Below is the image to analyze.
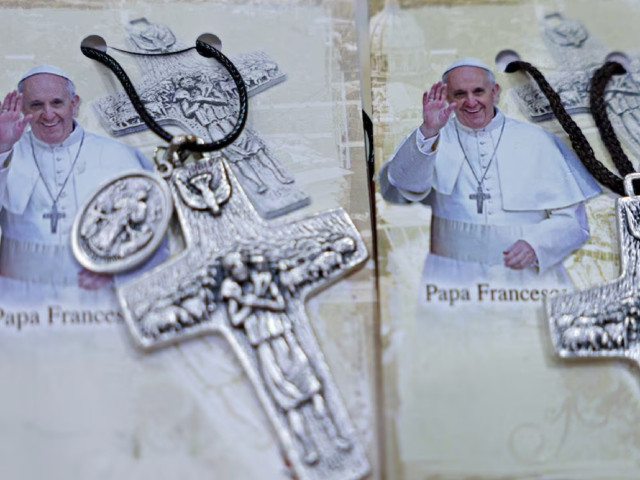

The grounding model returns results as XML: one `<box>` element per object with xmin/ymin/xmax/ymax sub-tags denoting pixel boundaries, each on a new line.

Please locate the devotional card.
<box><xmin>371</xmin><ymin>0</ymin><xmax>640</xmax><ymax>478</ymax></box>
<box><xmin>0</xmin><ymin>2</ymin><xmax>379</xmax><ymax>479</ymax></box>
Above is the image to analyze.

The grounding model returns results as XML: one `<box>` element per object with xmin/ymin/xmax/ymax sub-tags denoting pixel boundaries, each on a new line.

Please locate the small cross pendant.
<box><xmin>43</xmin><ymin>203</ymin><xmax>66</xmax><ymax>234</ymax></box>
<box><xmin>469</xmin><ymin>185</ymin><xmax>491</xmax><ymax>214</ymax></box>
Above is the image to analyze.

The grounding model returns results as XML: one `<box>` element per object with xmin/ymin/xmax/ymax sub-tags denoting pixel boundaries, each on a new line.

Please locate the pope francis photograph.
<box><xmin>0</xmin><ymin>64</ymin><xmax>152</xmax><ymax>300</ymax></box>
<box><xmin>379</xmin><ymin>57</ymin><xmax>601</xmax><ymax>289</ymax></box>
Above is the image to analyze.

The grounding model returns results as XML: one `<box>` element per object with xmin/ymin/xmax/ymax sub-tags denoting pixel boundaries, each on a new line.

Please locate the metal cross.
<box><xmin>115</xmin><ymin>152</ymin><xmax>369</xmax><ymax>480</ymax></box>
<box><xmin>43</xmin><ymin>203</ymin><xmax>65</xmax><ymax>234</ymax></box>
<box><xmin>548</xmin><ymin>174</ymin><xmax>640</xmax><ymax>365</ymax></box>
<box><xmin>511</xmin><ymin>12</ymin><xmax>640</xmax><ymax>159</ymax></box>
<box><xmin>511</xmin><ymin>12</ymin><xmax>606</xmax><ymax>121</ymax></box>
<box><xmin>93</xmin><ymin>17</ymin><xmax>309</xmax><ymax>219</ymax></box>
<box><xmin>469</xmin><ymin>185</ymin><xmax>491</xmax><ymax>214</ymax></box>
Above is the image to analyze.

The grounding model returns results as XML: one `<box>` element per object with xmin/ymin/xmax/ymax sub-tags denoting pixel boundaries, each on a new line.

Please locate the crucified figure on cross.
<box><xmin>221</xmin><ymin>251</ymin><xmax>350</xmax><ymax>464</ymax></box>
<box><xmin>112</xmin><ymin>151</ymin><xmax>370</xmax><ymax>480</ymax></box>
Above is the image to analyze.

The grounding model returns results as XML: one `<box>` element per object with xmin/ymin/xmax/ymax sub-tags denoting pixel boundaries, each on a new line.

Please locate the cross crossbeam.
<box><xmin>94</xmin><ymin>18</ymin><xmax>309</xmax><ymax>219</ymax></box>
<box><xmin>548</xmin><ymin>180</ymin><xmax>640</xmax><ymax>363</ymax></box>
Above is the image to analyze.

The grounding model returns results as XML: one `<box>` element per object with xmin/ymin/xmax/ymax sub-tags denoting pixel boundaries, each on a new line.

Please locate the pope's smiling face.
<box><xmin>21</xmin><ymin>73</ymin><xmax>79</xmax><ymax>144</ymax></box>
<box><xmin>445</xmin><ymin>66</ymin><xmax>499</xmax><ymax>130</ymax></box>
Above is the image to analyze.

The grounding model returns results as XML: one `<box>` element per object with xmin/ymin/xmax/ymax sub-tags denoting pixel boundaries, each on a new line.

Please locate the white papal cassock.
<box><xmin>379</xmin><ymin>110</ymin><xmax>602</xmax><ymax>289</ymax></box>
<box><xmin>0</xmin><ymin>123</ymin><xmax>151</xmax><ymax>303</ymax></box>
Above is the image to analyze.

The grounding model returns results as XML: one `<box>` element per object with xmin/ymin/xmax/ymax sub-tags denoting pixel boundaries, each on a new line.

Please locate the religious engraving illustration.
<box><xmin>93</xmin><ymin>18</ymin><xmax>309</xmax><ymax>219</ymax></box>
<box><xmin>174</xmin><ymin>157</ymin><xmax>231</xmax><ymax>215</ymax></box>
<box><xmin>548</xmin><ymin>187</ymin><xmax>640</xmax><ymax>360</ymax></box>
<box><xmin>511</xmin><ymin>12</ymin><xmax>640</xmax><ymax>160</ymax></box>
<box><xmin>114</xmin><ymin>153</ymin><xmax>369</xmax><ymax>480</ymax></box>
<box><xmin>602</xmin><ymin>73</ymin><xmax>640</xmax><ymax>159</ymax></box>
<box><xmin>224</xmin><ymin>131</ymin><xmax>294</xmax><ymax>193</ymax></box>
<box><xmin>71</xmin><ymin>171</ymin><xmax>172</xmax><ymax>273</ymax></box>
<box><xmin>127</xmin><ymin>17</ymin><xmax>176</xmax><ymax>52</ymax></box>
<box><xmin>543</xmin><ymin>14</ymin><xmax>589</xmax><ymax>49</ymax></box>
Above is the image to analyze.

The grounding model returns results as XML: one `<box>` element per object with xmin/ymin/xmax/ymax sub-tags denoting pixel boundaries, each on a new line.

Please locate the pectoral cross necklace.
<box><xmin>455</xmin><ymin>116</ymin><xmax>506</xmax><ymax>214</ymax></box>
<box><xmin>30</xmin><ymin>131</ymin><xmax>85</xmax><ymax>234</ymax></box>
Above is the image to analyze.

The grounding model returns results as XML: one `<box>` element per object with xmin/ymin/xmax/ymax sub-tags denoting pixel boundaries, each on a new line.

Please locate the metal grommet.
<box><xmin>623</xmin><ymin>173</ymin><xmax>640</xmax><ymax>197</ymax></box>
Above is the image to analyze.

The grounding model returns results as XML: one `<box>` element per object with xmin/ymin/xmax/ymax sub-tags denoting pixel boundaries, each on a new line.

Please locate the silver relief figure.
<box><xmin>93</xmin><ymin>18</ymin><xmax>309</xmax><ymax>219</ymax></box>
<box><xmin>173</xmin><ymin>157</ymin><xmax>231</xmax><ymax>215</ymax></box>
<box><xmin>111</xmin><ymin>143</ymin><xmax>369</xmax><ymax>480</ymax></box>
<box><xmin>548</xmin><ymin>173</ymin><xmax>640</xmax><ymax>362</ymax></box>
<box><xmin>224</xmin><ymin>131</ymin><xmax>294</xmax><ymax>194</ymax></box>
<box><xmin>71</xmin><ymin>170</ymin><xmax>172</xmax><ymax>273</ymax></box>
<box><xmin>127</xmin><ymin>17</ymin><xmax>176</xmax><ymax>53</ymax></box>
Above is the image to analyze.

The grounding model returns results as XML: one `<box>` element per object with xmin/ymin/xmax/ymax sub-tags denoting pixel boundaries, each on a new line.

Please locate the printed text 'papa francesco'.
<box><xmin>425</xmin><ymin>283</ymin><xmax>568</xmax><ymax>306</ymax></box>
<box><xmin>1</xmin><ymin>306</ymin><xmax>123</xmax><ymax>331</ymax></box>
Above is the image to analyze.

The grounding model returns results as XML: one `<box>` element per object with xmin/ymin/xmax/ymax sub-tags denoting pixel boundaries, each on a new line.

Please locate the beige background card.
<box><xmin>372</xmin><ymin>0</ymin><xmax>640</xmax><ymax>478</ymax></box>
<box><xmin>0</xmin><ymin>1</ymin><xmax>379</xmax><ymax>479</ymax></box>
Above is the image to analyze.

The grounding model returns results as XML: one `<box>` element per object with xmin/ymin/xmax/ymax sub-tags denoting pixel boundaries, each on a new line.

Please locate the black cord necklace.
<box><xmin>500</xmin><ymin>54</ymin><xmax>627</xmax><ymax>195</ymax></box>
<box><xmin>502</xmin><ymin>49</ymin><xmax>640</xmax><ymax>377</ymax></box>
<box><xmin>80</xmin><ymin>33</ymin><xmax>248</xmax><ymax>153</ymax></box>
<box><xmin>72</xmin><ymin>32</ymin><xmax>250</xmax><ymax>274</ymax></box>
<box><xmin>588</xmin><ymin>60</ymin><xmax>635</xmax><ymax>180</ymax></box>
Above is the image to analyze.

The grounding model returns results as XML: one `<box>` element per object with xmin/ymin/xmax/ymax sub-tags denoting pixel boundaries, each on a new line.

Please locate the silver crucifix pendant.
<box><xmin>44</xmin><ymin>202</ymin><xmax>65</xmax><ymax>234</ymax></box>
<box><xmin>470</xmin><ymin>184</ymin><xmax>490</xmax><ymax>214</ymax></box>
<box><xmin>548</xmin><ymin>173</ymin><xmax>640</xmax><ymax>363</ymax></box>
<box><xmin>72</xmin><ymin>136</ymin><xmax>370</xmax><ymax>480</ymax></box>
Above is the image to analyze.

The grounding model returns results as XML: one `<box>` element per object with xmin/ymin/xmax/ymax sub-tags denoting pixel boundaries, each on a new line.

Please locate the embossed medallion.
<box><xmin>71</xmin><ymin>170</ymin><xmax>172</xmax><ymax>273</ymax></box>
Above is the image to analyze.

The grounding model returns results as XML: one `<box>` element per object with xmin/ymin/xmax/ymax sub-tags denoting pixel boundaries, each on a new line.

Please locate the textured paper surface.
<box><xmin>0</xmin><ymin>2</ymin><xmax>378</xmax><ymax>479</ymax></box>
<box><xmin>372</xmin><ymin>0</ymin><xmax>640</xmax><ymax>478</ymax></box>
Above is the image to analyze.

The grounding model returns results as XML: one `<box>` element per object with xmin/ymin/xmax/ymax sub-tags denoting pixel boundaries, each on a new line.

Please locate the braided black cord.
<box><xmin>81</xmin><ymin>45</ymin><xmax>172</xmax><ymax>143</ymax></box>
<box><xmin>506</xmin><ymin>60</ymin><xmax>625</xmax><ymax>195</ymax></box>
<box><xmin>194</xmin><ymin>38</ymin><xmax>248</xmax><ymax>149</ymax></box>
<box><xmin>589</xmin><ymin>61</ymin><xmax>633</xmax><ymax>177</ymax></box>
<box><xmin>81</xmin><ymin>39</ymin><xmax>248</xmax><ymax>152</ymax></box>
